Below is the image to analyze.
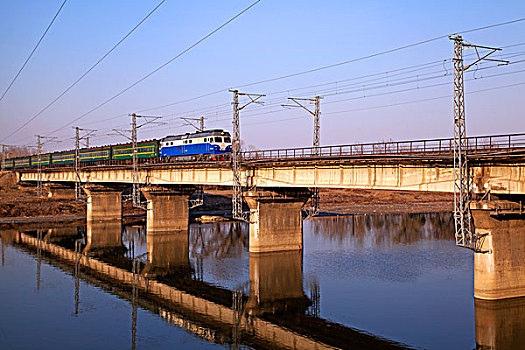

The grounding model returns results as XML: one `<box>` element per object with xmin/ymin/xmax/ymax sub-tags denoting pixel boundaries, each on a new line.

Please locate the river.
<box><xmin>1</xmin><ymin>213</ymin><xmax>523</xmax><ymax>349</ymax></box>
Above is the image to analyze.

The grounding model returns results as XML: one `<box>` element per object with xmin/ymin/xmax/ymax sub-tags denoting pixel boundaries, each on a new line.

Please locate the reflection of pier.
<box><xmin>142</xmin><ymin>230</ymin><xmax>192</xmax><ymax>278</ymax></box>
<box><xmin>246</xmin><ymin>250</ymin><xmax>310</xmax><ymax>316</ymax></box>
<box><xmin>6</xmin><ymin>225</ymin><xmax>408</xmax><ymax>349</ymax></box>
<box><xmin>475</xmin><ymin>297</ymin><xmax>525</xmax><ymax>349</ymax></box>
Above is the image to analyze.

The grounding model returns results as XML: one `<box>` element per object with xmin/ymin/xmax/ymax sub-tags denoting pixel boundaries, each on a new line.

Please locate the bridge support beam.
<box><xmin>83</xmin><ymin>185</ymin><xmax>123</xmax><ymax>222</ymax></box>
<box><xmin>141</xmin><ymin>185</ymin><xmax>195</xmax><ymax>233</ymax></box>
<box><xmin>244</xmin><ymin>188</ymin><xmax>310</xmax><ymax>253</ymax></box>
<box><xmin>246</xmin><ymin>250</ymin><xmax>309</xmax><ymax>315</ymax></box>
<box><xmin>45</xmin><ymin>183</ymin><xmax>76</xmax><ymax>199</ymax></box>
<box><xmin>472</xmin><ymin>204</ymin><xmax>525</xmax><ymax>300</ymax></box>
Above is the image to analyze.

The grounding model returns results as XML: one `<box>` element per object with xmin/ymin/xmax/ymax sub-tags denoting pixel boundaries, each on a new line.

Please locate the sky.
<box><xmin>0</xmin><ymin>0</ymin><xmax>524</xmax><ymax>153</ymax></box>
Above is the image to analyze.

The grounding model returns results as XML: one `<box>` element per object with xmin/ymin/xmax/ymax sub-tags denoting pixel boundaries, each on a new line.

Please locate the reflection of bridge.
<box><xmin>4</xmin><ymin>224</ymin><xmax>410</xmax><ymax>350</ymax></box>
<box><xmin>12</xmin><ymin>133</ymin><xmax>525</xmax><ymax>300</ymax></box>
<box><xmin>3</xmin><ymin>218</ymin><xmax>525</xmax><ymax>349</ymax></box>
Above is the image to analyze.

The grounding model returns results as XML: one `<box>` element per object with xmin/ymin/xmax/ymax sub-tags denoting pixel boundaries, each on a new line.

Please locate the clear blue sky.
<box><xmin>0</xmin><ymin>0</ymin><xmax>524</xmax><ymax>152</ymax></box>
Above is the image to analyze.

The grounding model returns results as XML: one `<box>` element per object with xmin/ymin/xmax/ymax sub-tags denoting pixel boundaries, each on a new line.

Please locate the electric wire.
<box><xmin>0</xmin><ymin>0</ymin><xmax>166</xmax><ymax>143</ymax></box>
<box><xmin>45</xmin><ymin>0</ymin><xmax>262</xmax><ymax>136</ymax></box>
<box><xmin>0</xmin><ymin>0</ymin><xmax>68</xmax><ymax>104</ymax></box>
<box><xmin>53</xmin><ymin>17</ymin><xmax>525</xmax><ymax>131</ymax></box>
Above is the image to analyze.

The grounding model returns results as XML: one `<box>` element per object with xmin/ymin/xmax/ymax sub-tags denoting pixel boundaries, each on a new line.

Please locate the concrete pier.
<box><xmin>472</xmin><ymin>207</ymin><xmax>525</xmax><ymax>300</ymax></box>
<box><xmin>45</xmin><ymin>183</ymin><xmax>76</xmax><ymax>199</ymax></box>
<box><xmin>141</xmin><ymin>185</ymin><xmax>195</xmax><ymax>232</ymax></box>
<box><xmin>83</xmin><ymin>185</ymin><xmax>123</xmax><ymax>222</ymax></box>
<box><xmin>246</xmin><ymin>250</ymin><xmax>309</xmax><ymax>315</ymax></box>
<box><xmin>244</xmin><ymin>188</ymin><xmax>310</xmax><ymax>253</ymax></box>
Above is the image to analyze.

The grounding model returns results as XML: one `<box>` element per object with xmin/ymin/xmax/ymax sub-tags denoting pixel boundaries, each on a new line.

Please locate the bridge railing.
<box><xmin>241</xmin><ymin>133</ymin><xmax>525</xmax><ymax>160</ymax></box>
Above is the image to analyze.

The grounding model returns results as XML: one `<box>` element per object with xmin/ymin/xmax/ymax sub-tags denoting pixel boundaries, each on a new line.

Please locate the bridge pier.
<box><xmin>472</xmin><ymin>203</ymin><xmax>525</xmax><ymax>300</ymax></box>
<box><xmin>83</xmin><ymin>185</ymin><xmax>123</xmax><ymax>222</ymax></box>
<box><xmin>141</xmin><ymin>185</ymin><xmax>195</xmax><ymax>232</ymax></box>
<box><xmin>45</xmin><ymin>183</ymin><xmax>76</xmax><ymax>199</ymax></box>
<box><xmin>246</xmin><ymin>250</ymin><xmax>309</xmax><ymax>315</ymax></box>
<box><xmin>244</xmin><ymin>188</ymin><xmax>310</xmax><ymax>253</ymax></box>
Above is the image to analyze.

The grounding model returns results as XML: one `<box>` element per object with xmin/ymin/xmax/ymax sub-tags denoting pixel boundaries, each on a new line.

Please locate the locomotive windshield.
<box><xmin>224</xmin><ymin>137</ymin><xmax>231</xmax><ymax>143</ymax></box>
<box><xmin>214</xmin><ymin>137</ymin><xmax>222</xmax><ymax>142</ymax></box>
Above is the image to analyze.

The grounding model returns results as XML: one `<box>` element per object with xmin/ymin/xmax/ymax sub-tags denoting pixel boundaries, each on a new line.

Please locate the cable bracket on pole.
<box><xmin>282</xmin><ymin>96</ymin><xmax>323</xmax><ymax>217</ymax></box>
<box><xmin>111</xmin><ymin>113</ymin><xmax>163</xmax><ymax>209</ymax></box>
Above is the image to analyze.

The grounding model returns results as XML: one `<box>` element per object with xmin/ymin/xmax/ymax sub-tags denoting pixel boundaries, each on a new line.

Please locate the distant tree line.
<box><xmin>1</xmin><ymin>146</ymin><xmax>34</xmax><ymax>159</ymax></box>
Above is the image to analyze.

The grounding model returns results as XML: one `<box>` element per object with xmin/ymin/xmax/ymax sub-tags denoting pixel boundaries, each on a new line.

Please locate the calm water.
<box><xmin>0</xmin><ymin>213</ymin><xmax>519</xmax><ymax>349</ymax></box>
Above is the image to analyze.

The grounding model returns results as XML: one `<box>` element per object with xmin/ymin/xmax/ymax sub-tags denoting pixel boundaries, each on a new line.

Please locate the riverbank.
<box><xmin>0</xmin><ymin>177</ymin><xmax>453</xmax><ymax>223</ymax></box>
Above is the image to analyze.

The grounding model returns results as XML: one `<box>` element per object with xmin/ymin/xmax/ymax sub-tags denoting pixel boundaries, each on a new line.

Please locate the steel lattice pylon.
<box><xmin>450</xmin><ymin>35</ymin><xmax>506</xmax><ymax>252</ymax></box>
<box><xmin>230</xmin><ymin>90</ymin><xmax>264</xmax><ymax>221</ymax></box>
<box><xmin>231</xmin><ymin>90</ymin><xmax>243</xmax><ymax>220</ymax></box>
<box><xmin>452</xmin><ymin>35</ymin><xmax>472</xmax><ymax>248</ymax></box>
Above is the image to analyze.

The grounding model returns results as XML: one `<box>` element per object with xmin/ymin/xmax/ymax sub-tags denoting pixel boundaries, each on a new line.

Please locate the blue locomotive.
<box><xmin>160</xmin><ymin>129</ymin><xmax>232</xmax><ymax>158</ymax></box>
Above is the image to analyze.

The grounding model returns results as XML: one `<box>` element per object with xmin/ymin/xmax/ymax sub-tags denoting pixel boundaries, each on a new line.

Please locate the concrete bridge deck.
<box><xmin>16</xmin><ymin>153</ymin><xmax>525</xmax><ymax>194</ymax></box>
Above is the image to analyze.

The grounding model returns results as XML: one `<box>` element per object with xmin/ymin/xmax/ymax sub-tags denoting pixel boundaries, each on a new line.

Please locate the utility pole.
<box><xmin>74</xmin><ymin>127</ymin><xmax>96</xmax><ymax>200</ymax></box>
<box><xmin>131</xmin><ymin>113</ymin><xmax>139</xmax><ymax>206</ymax></box>
<box><xmin>282</xmin><ymin>96</ymin><xmax>323</xmax><ymax>216</ymax></box>
<box><xmin>181</xmin><ymin>116</ymin><xmax>205</xmax><ymax>131</ymax></box>
<box><xmin>1</xmin><ymin>144</ymin><xmax>5</xmax><ymax>170</ymax></box>
<box><xmin>229</xmin><ymin>89</ymin><xmax>265</xmax><ymax>221</ymax></box>
<box><xmin>112</xmin><ymin>114</ymin><xmax>162</xmax><ymax>208</ymax></box>
<box><xmin>450</xmin><ymin>35</ymin><xmax>507</xmax><ymax>251</ymax></box>
<box><xmin>35</xmin><ymin>135</ymin><xmax>58</xmax><ymax>196</ymax></box>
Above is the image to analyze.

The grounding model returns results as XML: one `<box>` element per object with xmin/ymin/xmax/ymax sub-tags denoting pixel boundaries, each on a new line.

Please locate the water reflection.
<box><xmin>0</xmin><ymin>212</ymin><xmax>494</xmax><ymax>349</ymax></box>
<box><xmin>309</xmin><ymin>213</ymin><xmax>453</xmax><ymax>248</ymax></box>
<box><xmin>246</xmin><ymin>251</ymin><xmax>309</xmax><ymax>316</ymax></box>
<box><xmin>475</xmin><ymin>297</ymin><xmax>525</xmax><ymax>349</ymax></box>
<box><xmin>142</xmin><ymin>230</ymin><xmax>192</xmax><ymax>278</ymax></box>
<box><xmin>1</xmin><ymin>219</ymin><xmax>416</xmax><ymax>349</ymax></box>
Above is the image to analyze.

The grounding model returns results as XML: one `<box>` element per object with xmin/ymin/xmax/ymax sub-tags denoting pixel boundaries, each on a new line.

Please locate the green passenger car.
<box><xmin>112</xmin><ymin>141</ymin><xmax>158</xmax><ymax>160</ymax></box>
<box><xmin>30</xmin><ymin>154</ymin><xmax>51</xmax><ymax>166</ymax></box>
<box><xmin>14</xmin><ymin>157</ymin><xmax>31</xmax><ymax>168</ymax></box>
<box><xmin>52</xmin><ymin>151</ymin><xmax>75</xmax><ymax>164</ymax></box>
<box><xmin>3</xmin><ymin>159</ymin><xmax>14</xmax><ymax>169</ymax></box>
<box><xmin>79</xmin><ymin>147</ymin><xmax>111</xmax><ymax>162</ymax></box>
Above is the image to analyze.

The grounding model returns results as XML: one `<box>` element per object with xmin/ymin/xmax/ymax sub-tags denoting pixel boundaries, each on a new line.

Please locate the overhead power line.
<box><xmin>45</xmin><ymin>0</ymin><xmax>262</xmax><ymax>136</ymax></box>
<box><xmin>0</xmin><ymin>0</ymin><xmax>68</xmax><ymax>104</ymax></box>
<box><xmin>0</xmin><ymin>0</ymin><xmax>166</xmax><ymax>143</ymax></box>
<box><xmin>122</xmin><ymin>17</ymin><xmax>525</xmax><ymax>114</ymax></box>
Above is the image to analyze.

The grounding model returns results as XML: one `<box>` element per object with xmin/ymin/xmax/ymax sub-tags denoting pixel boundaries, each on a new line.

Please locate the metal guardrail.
<box><xmin>241</xmin><ymin>133</ymin><xmax>525</xmax><ymax>160</ymax></box>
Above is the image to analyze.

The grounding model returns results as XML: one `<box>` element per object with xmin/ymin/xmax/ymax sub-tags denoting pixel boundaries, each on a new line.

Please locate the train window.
<box><xmin>183</xmin><ymin>140</ymin><xmax>187</xmax><ymax>144</ymax></box>
<box><xmin>215</xmin><ymin>137</ymin><xmax>222</xmax><ymax>142</ymax></box>
<box><xmin>189</xmin><ymin>140</ymin><xmax>192</xmax><ymax>144</ymax></box>
<box><xmin>224</xmin><ymin>137</ymin><xmax>231</xmax><ymax>143</ymax></box>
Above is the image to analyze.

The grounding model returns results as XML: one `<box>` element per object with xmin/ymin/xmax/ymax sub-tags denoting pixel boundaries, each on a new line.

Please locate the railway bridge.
<box><xmin>12</xmin><ymin>133</ymin><xmax>525</xmax><ymax>300</ymax></box>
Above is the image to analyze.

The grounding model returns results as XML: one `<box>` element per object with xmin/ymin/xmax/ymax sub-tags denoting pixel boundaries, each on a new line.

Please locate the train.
<box><xmin>3</xmin><ymin>129</ymin><xmax>232</xmax><ymax>169</ymax></box>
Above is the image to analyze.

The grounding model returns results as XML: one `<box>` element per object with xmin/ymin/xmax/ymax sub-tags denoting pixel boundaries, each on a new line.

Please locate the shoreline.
<box><xmin>0</xmin><ymin>204</ymin><xmax>452</xmax><ymax>225</ymax></box>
